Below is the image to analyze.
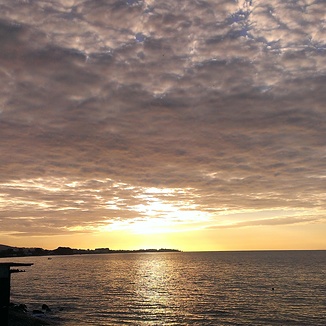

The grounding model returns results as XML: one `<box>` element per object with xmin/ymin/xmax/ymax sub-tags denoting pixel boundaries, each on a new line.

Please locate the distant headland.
<box><xmin>0</xmin><ymin>244</ymin><xmax>181</xmax><ymax>258</ymax></box>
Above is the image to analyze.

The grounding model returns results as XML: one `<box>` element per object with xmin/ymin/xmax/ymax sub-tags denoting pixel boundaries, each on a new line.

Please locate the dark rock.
<box><xmin>41</xmin><ymin>304</ymin><xmax>51</xmax><ymax>312</ymax></box>
<box><xmin>10</xmin><ymin>303</ymin><xmax>28</xmax><ymax>313</ymax></box>
<box><xmin>9</xmin><ymin>309</ymin><xmax>52</xmax><ymax>325</ymax></box>
<box><xmin>18</xmin><ymin>304</ymin><xmax>28</xmax><ymax>312</ymax></box>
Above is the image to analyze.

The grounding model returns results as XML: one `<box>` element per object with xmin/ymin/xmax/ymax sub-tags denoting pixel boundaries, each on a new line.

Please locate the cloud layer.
<box><xmin>0</xmin><ymin>0</ymin><xmax>325</xmax><ymax>238</ymax></box>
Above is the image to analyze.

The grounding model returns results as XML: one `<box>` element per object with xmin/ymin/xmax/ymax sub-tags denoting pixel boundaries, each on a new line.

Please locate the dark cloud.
<box><xmin>0</xmin><ymin>0</ymin><xmax>325</xmax><ymax>238</ymax></box>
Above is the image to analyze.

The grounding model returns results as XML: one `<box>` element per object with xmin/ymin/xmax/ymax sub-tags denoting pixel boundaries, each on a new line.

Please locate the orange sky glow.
<box><xmin>0</xmin><ymin>0</ymin><xmax>325</xmax><ymax>251</ymax></box>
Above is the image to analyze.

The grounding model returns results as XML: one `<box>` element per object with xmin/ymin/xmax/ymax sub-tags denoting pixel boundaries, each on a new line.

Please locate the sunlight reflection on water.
<box><xmin>8</xmin><ymin>251</ymin><xmax>326</xmax><ymax>325</ymax></box>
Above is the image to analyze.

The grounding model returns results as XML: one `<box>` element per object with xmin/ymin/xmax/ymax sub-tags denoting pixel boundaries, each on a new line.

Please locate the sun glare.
<box><xmin>129</xmin><ymin>218</ymin><xmax>173</xmax><ymax>234</ymax></box>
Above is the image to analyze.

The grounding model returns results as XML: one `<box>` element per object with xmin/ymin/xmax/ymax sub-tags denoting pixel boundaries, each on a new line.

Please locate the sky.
<box><xmin>0</xmin><ymin>0</ymin><xmax>325</xmax><ymax>251</ymax></box>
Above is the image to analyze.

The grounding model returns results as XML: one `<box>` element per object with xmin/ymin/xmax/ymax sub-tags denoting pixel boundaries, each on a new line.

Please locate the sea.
<box><xmin>6</xmin><ymin>251</ymin><xmax>326</xmax><ymax>325</ymax></box>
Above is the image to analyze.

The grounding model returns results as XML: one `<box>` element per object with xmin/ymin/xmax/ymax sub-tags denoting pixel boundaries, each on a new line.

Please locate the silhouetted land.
<box><xmin>0</xmin><ymin>244</ymin><xmax>181</xmax><ymax>258</ymax></box>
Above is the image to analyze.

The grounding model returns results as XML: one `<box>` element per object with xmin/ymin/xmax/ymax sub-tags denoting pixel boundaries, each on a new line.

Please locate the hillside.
<box><xmin>0</xmin><ymin>244</ymin><xmax>15</xmax><ymax>251</ymax></box>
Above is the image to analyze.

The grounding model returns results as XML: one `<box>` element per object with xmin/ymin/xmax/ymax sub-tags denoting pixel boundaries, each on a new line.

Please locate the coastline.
<box><xmin>9</xmin><ymin>306</ymin><xmax>60</xmax><ymax>326</ymax></box>
<box><xmin>0</xmin><ymin>245</ymin><xmax>181</xmax><ymax>258</ymax></box>
<box><xmin>9</xmin><ymin>310</ymin><xmax>53</xmax><ymax>326</ymax></box>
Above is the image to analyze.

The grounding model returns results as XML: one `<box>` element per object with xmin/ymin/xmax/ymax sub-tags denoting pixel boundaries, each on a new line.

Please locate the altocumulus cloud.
<box><xmin>0</xmin><ymin>0</ymin><xmax>325</xmax><ymax>236</ymax></box>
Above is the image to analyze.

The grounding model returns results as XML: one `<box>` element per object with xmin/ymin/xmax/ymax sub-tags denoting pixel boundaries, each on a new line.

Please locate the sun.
<box><xmin>128</xmin><ymin>218</ymin><xmax>174</xmax><ymax>234</ymax></box>
<box><xmin>97</xmin><ymin>186</ymin><xmax>212</xmax><ymax>236</ymax></box>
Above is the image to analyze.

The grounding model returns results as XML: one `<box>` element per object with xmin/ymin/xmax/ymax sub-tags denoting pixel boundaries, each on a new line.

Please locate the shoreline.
<box><xmin>9</xmin><ymin>311</ymin><xmax>53</xmax><ymax>326</ymax></box>
<box><xmin>9</xmin><ymin>306</ymin><xmax>60</xmax><ymax>326</ymax></box>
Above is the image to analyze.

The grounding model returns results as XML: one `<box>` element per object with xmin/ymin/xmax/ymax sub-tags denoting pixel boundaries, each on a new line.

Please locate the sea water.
<box><xmin>7</xmin><ymin>251</ymin><xmax>326</xmax><ymax>325</ymax></box>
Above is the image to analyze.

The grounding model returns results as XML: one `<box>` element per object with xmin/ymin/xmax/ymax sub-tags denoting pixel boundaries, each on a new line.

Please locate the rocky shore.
<box><xmin>8</xmin><ymin>304</ymin><xmax>60</xmax><ymax>326</ymax></box>
<box><xmin>9</xmin><ymin>310</ymin><xmax>52</xmax><ymax>326</ymax></box>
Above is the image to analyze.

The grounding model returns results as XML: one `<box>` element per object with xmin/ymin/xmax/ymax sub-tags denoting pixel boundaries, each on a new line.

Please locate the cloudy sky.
<box><xmin>0</xmin><ymin>0</ymin><xmax>325</xmax><ymax>250</ymax></box>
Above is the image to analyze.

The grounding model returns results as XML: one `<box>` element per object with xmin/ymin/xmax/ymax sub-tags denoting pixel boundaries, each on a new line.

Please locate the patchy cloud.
<box><xmin>0</xmin><ymin>0</ymin><xmax>325</xmax><ymax>239</ymax></box>
<box><xmin>208</xmin><ymin>214</ymin><xmax>325</xmax><ymax>229</ymax></box>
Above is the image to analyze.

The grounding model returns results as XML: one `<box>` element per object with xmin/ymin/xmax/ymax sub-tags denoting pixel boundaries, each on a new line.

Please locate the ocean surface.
<box><xmin>6</xmin><ymin>251</ymin><xmax>326</xmax><ymax>325</ymax></box>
